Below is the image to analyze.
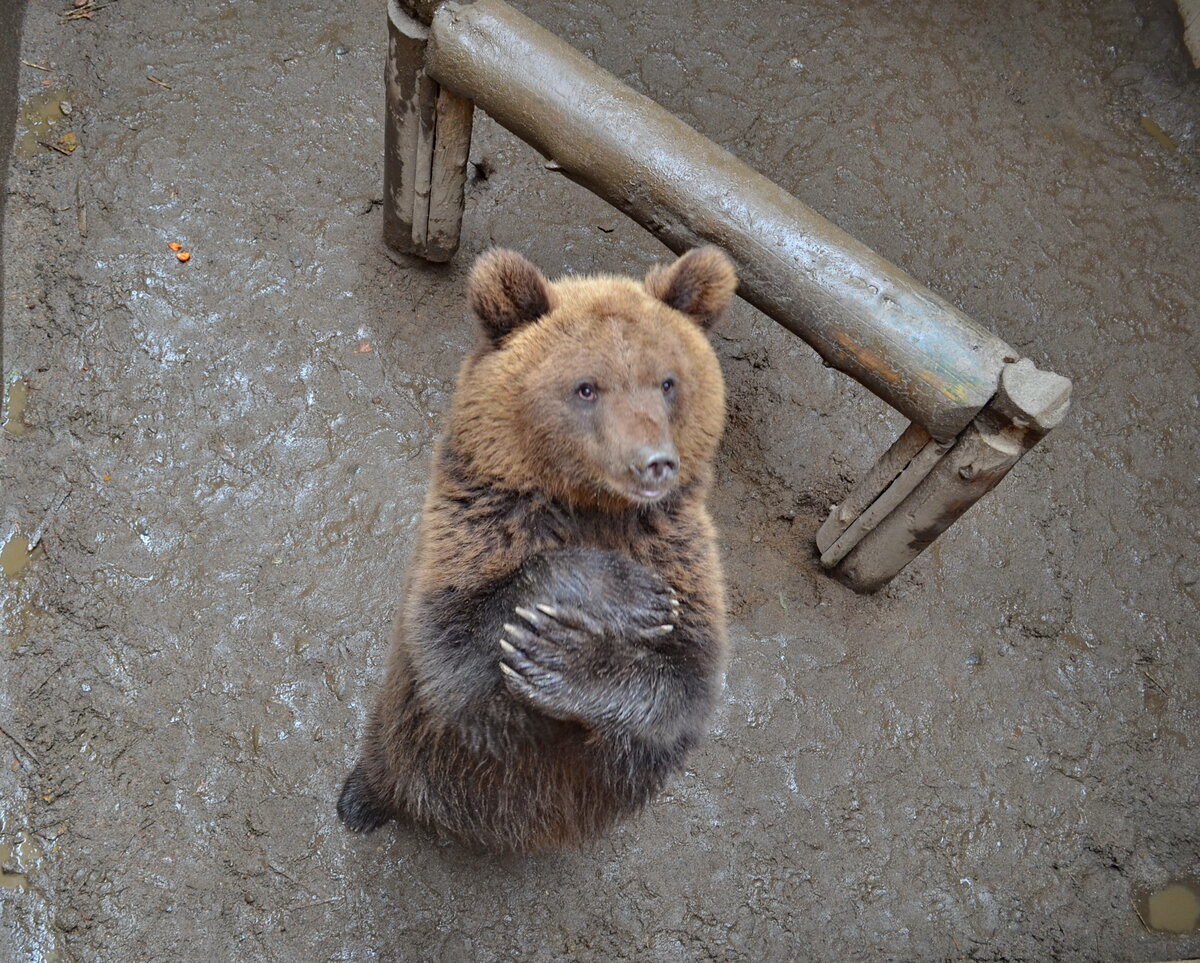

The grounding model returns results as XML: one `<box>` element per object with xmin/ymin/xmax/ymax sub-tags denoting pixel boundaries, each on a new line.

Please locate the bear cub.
<box><xmin>337</xmin><ymin>246</ymin><xmax>737</xmax><ymax>852</ymax></box>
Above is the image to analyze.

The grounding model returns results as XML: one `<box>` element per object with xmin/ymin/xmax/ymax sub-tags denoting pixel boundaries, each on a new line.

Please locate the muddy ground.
<box><xmin>2</xmin><ymin>0</ymin><xmax>1199</xmax><ymax>960</ymax></box>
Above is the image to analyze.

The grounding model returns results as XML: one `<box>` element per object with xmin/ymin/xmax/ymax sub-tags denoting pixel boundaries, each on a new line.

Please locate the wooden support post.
<box><xmin>384</xmin><ymin>0</ymin><xmax>473</xmax><ymax>262</ymax></box>
<box><xmin>826</xmin><ymin>359</ymin><xmax>1071</xmax><ymax>592</ymax></box>
<box><xmin>816</xmin><ymin>424</ymin><xmax>953</xmax><ymax>568</ymax></box>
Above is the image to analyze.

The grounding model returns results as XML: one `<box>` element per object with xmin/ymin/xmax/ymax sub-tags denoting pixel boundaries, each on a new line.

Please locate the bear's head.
<box><xmin>448</xmin><ymin>247</ymin><xmax>737</xmax><ymax>511</ymax></box>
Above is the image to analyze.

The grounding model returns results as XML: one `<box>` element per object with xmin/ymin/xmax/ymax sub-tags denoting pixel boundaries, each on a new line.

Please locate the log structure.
<box><xmin>383</xmin><ymin>0</ymin><xmax>1073</xmax><ymax>592</ymax></box>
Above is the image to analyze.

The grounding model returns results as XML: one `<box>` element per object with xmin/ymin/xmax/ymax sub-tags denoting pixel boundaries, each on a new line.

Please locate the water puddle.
<box><xmin>17</xmin><ymin>88</ymin><xmax>78</xmax><ymax>158</ymax></box>
<box><xmin>4</xmin><ymin>377</ymin><xmax>30</xmax><ymax>435</ymax></box>
<box><xmin>1135</xmin><ymin>879</ymin><xmax>1200</xmax><ymax>934</ymax></box>
<box><xmin>2</xmin><ymin>533</ymin><xmax>42</xmax><ymax>580</ymax></box>
<box><xmin>1139</xmin><ymin>116</ymin><xmax>1178</xmax><ymax>151</ymax></box>
<box><xmin>2</xmin><ymin>533</ymin><xmax>48</xmax><ymax>651</ymax></box>
<box><xmin>0</xmin><ymin>825</ymin><xmax>44</xmax><ymax>894</ymax></box>
<box><xmin>0</xmin><ymin>843</ymin><xmax>28</xmax><ymax>892</ymax></box>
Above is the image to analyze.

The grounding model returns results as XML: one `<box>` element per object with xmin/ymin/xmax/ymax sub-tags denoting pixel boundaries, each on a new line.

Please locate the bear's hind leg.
<box><xmin>336</xmin><ymin>762</ymin><xmax>391</xmax><ymax>833</ymax></box>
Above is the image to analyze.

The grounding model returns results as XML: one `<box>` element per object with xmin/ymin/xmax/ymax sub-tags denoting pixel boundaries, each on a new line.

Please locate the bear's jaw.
<box><xmin>584</xmin><ymin>463</ymin><xmax>677</xmax><ymax>508</ymax></box>
<box><xmin>588</xmin><ymin>474</ymin><xmax>686</xmax><ymax>513</ymax></box>
<box><xmin>626</xmin><ymin>481</ymin><xmax>676</xmax><ymax>504</ymax></box>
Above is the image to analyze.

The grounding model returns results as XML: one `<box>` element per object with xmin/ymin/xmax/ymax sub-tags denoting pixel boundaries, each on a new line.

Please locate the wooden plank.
<box><xmin>426</xmin><ymin>87</ymin><xmax>474</xmax><ymax>260</ymax></box>
<box><xmin>833</xmin><ymin>360</ymin><xmax>1071</xmax><ymax>592</ymax></box>
<box><xmin>383</xmin><ymin>1</ymin><xmax>431</xmax><ymax>255</ymax></box>
<box><xmin>819</xmin><ymin>432</ymin><xmax>954</xmax><ymax>568</ymax></box>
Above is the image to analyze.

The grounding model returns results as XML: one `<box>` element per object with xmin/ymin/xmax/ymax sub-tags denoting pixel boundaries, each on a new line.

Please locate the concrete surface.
<box><xmin>2</xmin><ymin>0</ymin><xmax>1198</xmax><ymax>960</ymax></box>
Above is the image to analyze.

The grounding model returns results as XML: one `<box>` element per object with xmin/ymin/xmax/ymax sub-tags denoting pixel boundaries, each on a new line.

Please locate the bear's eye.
<box><xmin>575</xmin><ymin>382</ymin><xmax>598</xmax><ymax>402</ymax></box>
<box><xmin>661</xmin><ymin>377</ymin><xmax>676</xmax><ymax>396</ymax></box>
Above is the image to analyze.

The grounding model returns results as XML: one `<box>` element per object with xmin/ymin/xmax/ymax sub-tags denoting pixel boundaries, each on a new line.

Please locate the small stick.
<box><xmin>37</xmin><ymin>139</ymin><xmax>73</xmax><ymax>156</ymax></box>
<box><xmin>146</xmin><ymin>75</ymin><xmax>172</xmax><ymax>90</ymax></box>
<box><xmin>1143</xmin><ymin>670</ymin><xmax>1168</xmax><ymax>695</ymax></box>
<box><xmin>76</xmin><ymin>179</ymin><xmax>87</xmax><ymax>237</ymax></box>
<box><xmin>21</xmin><ymin>60</ymin><xmax>52</xmax><ymax>71</ymax></box>
<box><xmin>60</xmin><ymin>1</ymin><xmax>116</xmax><ymax>23</ymax></box>
<box><xmin>0</xmin><ymin>725</ymin><xmax>39</xmax><ymax>765</ymax></box>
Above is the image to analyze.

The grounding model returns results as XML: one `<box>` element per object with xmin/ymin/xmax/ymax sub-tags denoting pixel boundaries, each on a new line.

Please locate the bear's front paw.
<box><xmin>497</xmin><ymin>609</ymin><xmax>585</xmax><ymax>723</ymax></box>
<box><xmin>522</xmin><ymin>548</ymin><xmax>681</xmax><ymax>645</ymax></box>
<box><xmin>497</xmin><ymin>604</ymin><xmax>674</xmax><ymax>725</ymax></box>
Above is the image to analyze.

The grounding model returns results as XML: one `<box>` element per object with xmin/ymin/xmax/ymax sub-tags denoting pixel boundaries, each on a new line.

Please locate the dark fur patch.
<box><xmin>467</xmin><ymin>248</ymin><xmax>554</xmax><ymax>345</ymax></box>
<box><xmin>644</xmin><ymin>246</ymin><xmax>738</xmax><ymax>329</ymax></box>
<box><xmin>336</xmin><ymin>763</ymin><xmax>390</xmax><ymax>833</ymax></box>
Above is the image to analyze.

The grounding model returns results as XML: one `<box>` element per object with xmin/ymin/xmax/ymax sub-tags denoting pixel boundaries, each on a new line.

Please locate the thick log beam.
<box><xmin>422</xmin><ymin>0</ymin><xmax>1016</xmax><ymax>441</ymax></box>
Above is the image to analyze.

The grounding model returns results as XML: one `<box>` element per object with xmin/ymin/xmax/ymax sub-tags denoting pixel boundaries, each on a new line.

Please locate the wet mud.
<box><xmin>2</xmin><ymin>0</ymin><xmax>1198</xmax><ymax>960</ymax></box>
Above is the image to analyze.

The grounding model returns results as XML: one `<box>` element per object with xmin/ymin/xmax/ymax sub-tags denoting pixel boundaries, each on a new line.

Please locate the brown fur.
<box><xmin>338</xmin><ymin>246</ymin><xmax>737</xmax><ymax>852</ymax></box>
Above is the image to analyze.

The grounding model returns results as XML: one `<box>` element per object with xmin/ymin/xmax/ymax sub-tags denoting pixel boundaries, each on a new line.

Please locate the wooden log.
<box><xmin>426</xmin><ymin>88</ymin><xmax>475</xmax><ymax>260</ymax></box>
<box><xmin>422</xmin><ymin>0</ymin><xmax>1017</xmax><ymax>440</ymax></box>
<box><xmin>384</xmin><ymin>0</ymin><xmax>473</xmax><ymax>262</ymax></box>
<box><xmin>832</xmin><ymin>359</ymin><xmax>1072</xmax><ymax>592</ymax></box>
<box><xmin>817</xmin><ymin>422</ymin><xmax>931</xmax><ymax>555</ymax></box>
<box><xmin>818</xmin><ymin>427</ymin><xmax>954</xmax><ymax>568</ymax></box>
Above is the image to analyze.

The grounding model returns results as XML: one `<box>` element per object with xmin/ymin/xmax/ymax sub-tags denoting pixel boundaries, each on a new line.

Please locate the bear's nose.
<box><xmin>631</xmin><ymin>446</ymin><xmax>679</xmax><ymax>488</ymax></box>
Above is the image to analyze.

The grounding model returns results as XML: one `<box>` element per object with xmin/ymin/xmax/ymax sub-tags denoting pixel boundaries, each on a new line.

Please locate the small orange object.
<box><xmin>176</xmin><ymin>251</ymin><xmax>191</xmax><ymax>262</ymax></box>
<box><xmin>168</xmin><ymin>241</ymin><xmax>182</xmax><ymax>251</ymax></box>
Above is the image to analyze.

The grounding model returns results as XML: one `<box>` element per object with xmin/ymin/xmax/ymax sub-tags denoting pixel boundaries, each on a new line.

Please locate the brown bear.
<box><xmin>337</xmin><ymin>245</ymin><xmax>737</xmax><ymax>852</ymax></box>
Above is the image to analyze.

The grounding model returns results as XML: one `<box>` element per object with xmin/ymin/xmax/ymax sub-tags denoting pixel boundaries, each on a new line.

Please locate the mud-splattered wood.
<box><xmin>832</xmin><ymin>359</ymin><xmax>1072</xmax><ymax>592</ymax></box>
<box><xmin>384</xmin><ymin>0</ymin><xmax>473</xmax><ymax>262</ymax></box>
<box><xmin>426</xmin><ymin>88</ymin><xmax>474</xmax><ymax>260</ymax></box>
<box><xmin>818</xmin><ymin>428</ymin><xmax>954</xmax><ymax>569</ymax></box>
<box><xmin>817</xmin><ymin>422</ymin><xmax>932</xmax><ymax>555</ymax></box>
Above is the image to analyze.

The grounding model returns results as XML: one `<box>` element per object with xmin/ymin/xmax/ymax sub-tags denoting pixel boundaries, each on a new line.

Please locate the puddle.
<box><xmin>0</xmin><ymin>845</ymin><xmax>28</xmax><ymax>892</ymax></box>
<box><xmin>2</xmin><ymin>533</ymin><xmax>43</xmax><ymax>580</ymax></box>
<box><xmin>17</xmin><ymin>88</ymin><xmax>77</xmax><ymax>158</ymax></box>
<box><xmin>2</xmin><ymin>533</ymin><xmax>48</xmax><ymax>651</ymax></box>
<box><xmin>1135</xmin><ymin>879</ymin><xmax>1200</xmax><ymax>934</ymax></box>
<box><xmin>0</xmin><ymin>829</ymin><xmax>43</xmax><ymax>894</ymax></box>
<box><xmin>1139</xmin><ymin>116</ymin><xmax>1178</xmax><ymax>152</ymax></box>
<box><xmin>4</xmin><ymin>377</ymin><xmax>30</xmax><ymax>435</ymax></box>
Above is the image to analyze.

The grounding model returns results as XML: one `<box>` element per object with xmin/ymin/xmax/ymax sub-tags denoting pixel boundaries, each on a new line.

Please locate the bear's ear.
<box><xmin>467</xmin><ymin>248</ymin><xmax>554</xmax><ymax>345</ymax></box>
<box><xmin>644</xmin><ymin>246</ymin><xmax>738</xmax><ymax>330</ymax></box>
